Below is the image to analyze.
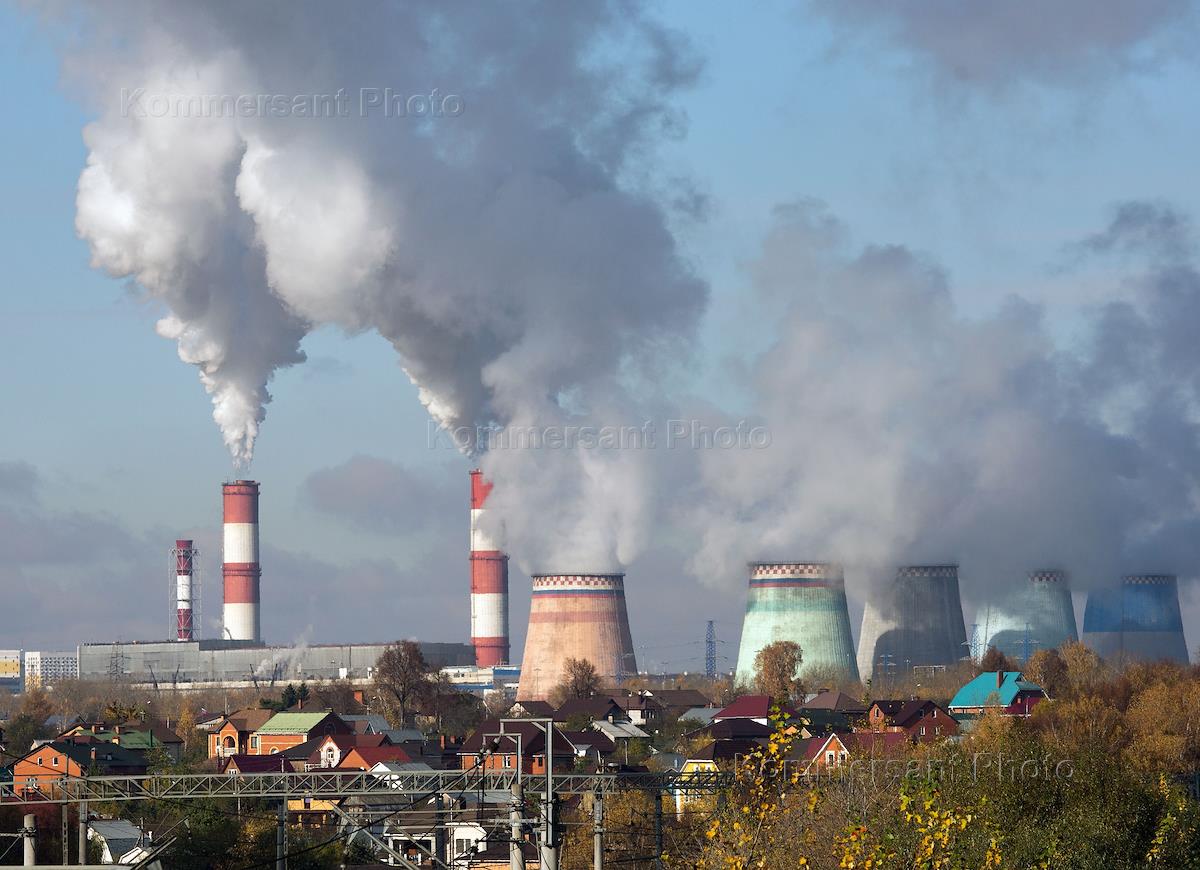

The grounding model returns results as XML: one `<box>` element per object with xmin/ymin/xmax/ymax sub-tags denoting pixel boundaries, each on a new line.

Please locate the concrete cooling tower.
<box><xmin>980</xmin><ymin>570</ymin><xmax>1079</xmax><ymax>663</ymax></box>
<box><xmin>734</xmin><ymin>562</ymin><xmax>859</xmax><ymax>687</ymax></box>
<box><xmin>857</xmin><ymin>564</ymin><xmax>968</xmax><ymax>681</ymax></box>
<box><xmin>1082</xmin><ymin>574</ymin><xmax>1190</xmax><ymax>664</ymax></box>
<box><xmin>517</xmin><ymin>573</ymin><xmax>637</xmax><ymax>701</ymax></box>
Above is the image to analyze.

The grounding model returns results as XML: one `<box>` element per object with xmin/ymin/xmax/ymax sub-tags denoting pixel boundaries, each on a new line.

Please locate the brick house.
<box><xmin>459</xmin><ymin>720</ymin><xmax>576</xmax><ymax>774</ymax></box>
<box><xmin>250</xmin><ymin>712</ymin><xmax>352</xmax><ymax>755</ymax></box>
<box><xmin>208</xmin><ymin>708</ymin><xmax>275</xmax><ymax>758</ymax></box>
<box><xmin>865</xmin><ymin>700</ymin><xmax>957</xmax><ymax>742</ymax></box>
<box><xmin>12</xmin><ymin>741</ymin><xmax>147</xmax><ymax>795</ymax></box>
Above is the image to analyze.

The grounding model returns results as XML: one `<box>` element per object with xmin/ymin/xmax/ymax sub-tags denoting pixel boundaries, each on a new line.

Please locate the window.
<box><xmin>503</xmin><ymin>754</ymin><xmax>513</xmax><ymax>769</ymax></box>
<box><xmin>920</xmin><ymin>726</ymin><xmax>926</xmax><ymax>736</ymax></box>
<box><xmin>52</xmin><ymin>757</ymin><xmax>59</xmax><ymax>767</ymax></box>
<box><xmin>250</xmin><ymin>736</ymin><xmax>259</xmax><ymax>750</ymax></box>
<box><xmin>270</xmin><ymin>748</ymin><xmax>279</xmax><ymax>754</ymax></box>
<box><xmin>37</xmin><ymin>757</ymin><xmax>43</xmax><ymax>766</ymax></box>
<box><xmin>932</xmin><ymin>708</ymin><xmax>938</xmax><ymax>718</ymax></box>
<box><xmin>825</xmin><ymin>751</ymin><xmax>835</xmax><ymax>765</ymax></box>
<box><xmin>935</xmin><ymin>726</ymin><xmax>942</xmax><ymax>736</ymax></box>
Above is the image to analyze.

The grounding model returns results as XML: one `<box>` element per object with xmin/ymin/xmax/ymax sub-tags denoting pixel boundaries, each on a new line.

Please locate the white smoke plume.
<box><xmin>682</xmin><ymin>199</ymin><xmax>1200</xmax><ymax>599</ymax></box>
<box><xmin>47</xmin><ymin>1</ymin><xmax>706</xmax><ymax>493</ymax></box>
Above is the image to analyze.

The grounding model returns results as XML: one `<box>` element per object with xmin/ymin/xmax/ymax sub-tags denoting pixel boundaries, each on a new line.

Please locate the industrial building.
<box><xmin>517</xmin><ymin>573</ymin><xmax>637</xmax><ymax>701</ymax></box>
<box><xmin>857</xmin><ymin>564</ymin><xmax>969</xmax><ymax>681</ymax></box>
<box><xmin>1082</xmin><ymin>574</ymin><xmax>1191</xmax><ymax>664</ymax></box>
<box><xmin>0</xmin><ymin>650</ymin><xmax>20</xmax><ymax>691</ymax></box>
<box><xmin>76</xmin><ymin>639</ymin><xmax>474</xmax><ymax>687</ymax></box>
<box><xmin>469</xmin><ymin>470</ymin><xmax>510</xmax><ymax>667</ymax></box>
<box><xmin>979</xmin><ymin>570</ymin><xmax>1079</xmax><ymax>662</ymax></box>
<box><xmin>734</xmin><ymin>561</ymin><xmax>859</xmax><ymax>687</ymax></box>
<box><xmin>22</xmin><ymin>650</ymin><xmax>79</xmax><ymax>688</ymax></box>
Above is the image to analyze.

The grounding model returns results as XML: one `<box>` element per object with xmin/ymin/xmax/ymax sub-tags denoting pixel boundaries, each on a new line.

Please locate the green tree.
<box><xmin>752</xmin><ymin>641</ymin><xmax>803</xmax><ymax>701</ymax></box>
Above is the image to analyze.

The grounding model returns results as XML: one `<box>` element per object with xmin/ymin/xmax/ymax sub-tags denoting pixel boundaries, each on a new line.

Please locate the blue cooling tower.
<box><xmin>1082</xmin><ymin>574</ymin><xmax>1190</xmax><ymax>664</ymax></box>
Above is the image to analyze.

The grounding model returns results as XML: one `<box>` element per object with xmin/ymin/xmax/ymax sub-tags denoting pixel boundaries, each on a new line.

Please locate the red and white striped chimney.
<box><xmin>174</xmin><ymin>539</ymin><xmax>196</xmax><ymax>641</ymax></box>
<box><xmin>470</xmin><ymin>469</ymin><xmax>509</xmax><ymax>667</ymax></box>
<box><xmin>223</xmin><ymin>480</ymin><xmax>261</xmax><ymax>643</ymax></box>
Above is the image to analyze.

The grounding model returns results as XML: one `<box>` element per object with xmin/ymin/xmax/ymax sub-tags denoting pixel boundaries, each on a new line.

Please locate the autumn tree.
<box><xmin>373</xmin><ymin>640</ymin><xmax>431</xmax><ymax>727</ymax></box>
<box><xmin>753</xmin><ymin>641</ymin><xmax>803</xmax><ymax>701</ymax></box>
<box><xmin>1024</xmin><ymin>648</ymin><xmax>1068</xmax><ymax>698</ymax></box>
<box><xmin>978</xmin><ymin>646</ymin><xmax>1018</xmax><ymax>674</ymax></box>
<box><xmin>551</xmin><ymin>657</ymin><xmax>603</xmax><ymax>705</ymax></box>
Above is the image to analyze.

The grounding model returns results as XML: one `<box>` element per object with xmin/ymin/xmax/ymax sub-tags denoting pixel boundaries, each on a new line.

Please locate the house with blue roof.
<box><xmin>948</xmin><ymin>671</ymin><xmax>1047</xmax><ymax>717</ymax></box>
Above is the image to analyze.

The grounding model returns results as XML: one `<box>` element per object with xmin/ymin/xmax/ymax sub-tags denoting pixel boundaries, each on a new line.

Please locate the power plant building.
<box><xmin>980</xmin><ymin>570</ymin><xmax>1079</xmax><ymax>662</ymax></box>
<box><xmin>517</xmin><ymin>573</ymin><xmax>637</xmax><ymax>701</ymax></box>
<box><xmin>734</xmin><ymin>562</ymin><xmax>858</xmax><ymax>687</ymax></box>
<box><xmin>857</xmin><ymin>564</ymin><xmax>968</xmax><ymax>681</ymax></box>
<box><xmin>1082</xmin><ymin>574</ymin><xmax>1190</xmax><ymax>664</ymax></box>
<box><xmin>469</xmin><ymin>470</ymin><xmax>510</xmax><ymax>667</ymax></box>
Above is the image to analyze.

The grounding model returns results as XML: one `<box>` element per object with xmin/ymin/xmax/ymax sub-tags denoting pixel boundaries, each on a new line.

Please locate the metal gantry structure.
<box><xmin>1</xmin><ymin>754</ymin><xmax>733</xmax><ymax>869</ymax></box>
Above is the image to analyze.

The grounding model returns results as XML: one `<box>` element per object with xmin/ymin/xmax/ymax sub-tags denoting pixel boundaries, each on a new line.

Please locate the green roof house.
<box><xmin>948</xmin><ymin>671</ymin><xmax>1046</xmax><ymax>717</ymax></box>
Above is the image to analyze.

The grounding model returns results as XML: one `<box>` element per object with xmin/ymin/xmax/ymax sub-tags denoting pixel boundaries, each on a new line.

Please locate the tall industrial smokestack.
<box><xmin>517</xmin><ymin>573</ymin><xmax>637</xmax><ymax>701</ymax></box>
<box><xmin>222</xmin><ymin>480</ymin><xmax>261</xmax><ymax>643</ymax></box>
<box><xmin>172</xmin><ymin>539</ymin><xmax>198</xmax><ymax>641</ymax></box>
<box><xmin>857</xmin><ymin>564</ymin><xmax>968</xmax><ymax>681</ymax></box>
<box><xmin>734</xmin><ymin>561</ymin><xmax>859</xmax><ymax>687</ymax></box>
<box><xmin>470</xmin><ymin>469</ymin><xmax>510</xmax><ymax>667</ymax></box>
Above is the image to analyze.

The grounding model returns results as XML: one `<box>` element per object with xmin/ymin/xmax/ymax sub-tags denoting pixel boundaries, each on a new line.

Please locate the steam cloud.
<box><xmin>683</xmin><ymin>200</ymin><xmax>1200</xmax><ymax>597</ymax></box>
<box><xmin>57</xmin><ymin>1</ymin><xmax>706</xmax><ymax>474</ymax></box>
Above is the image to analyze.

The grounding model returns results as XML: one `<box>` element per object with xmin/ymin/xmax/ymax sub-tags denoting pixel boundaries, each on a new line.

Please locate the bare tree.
<box><xmin>551</xmin><ymin>657</ymin><xmax>603</xmax><ymax>705</ymax></box>
<box><xmin>373</xmin><ymin>640</ymin><xmax>431</xmax><ymax>727</ymax></box>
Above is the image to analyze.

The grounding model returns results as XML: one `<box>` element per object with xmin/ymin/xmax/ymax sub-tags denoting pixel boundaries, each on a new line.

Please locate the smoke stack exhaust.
<box><xmin>470</xmin><ymin>470</ymin><xmax>510</xmax><ymax>667</ymax></box>
<box><xmin>222</xmin><ymin>480</ymin><xmax>261</xmax><ymax>643</ymax></box>
<box><xmin>172</xmin><ymin>539</ymin><xmax>197</xmax><ymax>641</ymax></box>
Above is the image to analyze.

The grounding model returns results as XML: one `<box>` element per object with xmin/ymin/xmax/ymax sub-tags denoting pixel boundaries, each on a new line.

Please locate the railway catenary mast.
<box><xmin>470</xmin><ymin>470</ymin><xmax>510</xmax><ymax>667</ymax></box>
<box><xmin>222</xmin><ymin>480</ymin><xmax>261</xmax><ymax>643</ymax></box>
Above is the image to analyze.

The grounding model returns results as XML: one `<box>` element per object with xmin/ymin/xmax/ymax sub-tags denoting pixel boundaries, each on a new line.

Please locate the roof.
<box><xmin>689</xmin><ymin>738</ymin><xmax>765</xmax><ymax>763</ymax></box>
<box><xmin>561</xmin><ymin>730</ymin><xmax>616</xmax><ymax>755</ymax></box>
<box><xmin>89</xmin><ymin>819</ymin><xmax>143</xmax><ymax>860</ymax></box>
<box><xmin>25</xmin><ymin>740</ymin><xmax>147</xmax><ymax>770</ymax></box>
<box><xmin>460</xmin><ymin>720</ymin><xmax>575</xmax><ymax>757</ymax></box>
<box><xmin>713</xmin><ymin>696</ymin><xmax>797</xmax><ymax>721</ymax></box>
<box><xmin>381</xmin><ymin>728</ymin><xmax>424</xmax><ymax>743</ymax></box>
<box><xmin>555</xmin><ymin>697</ymin><xmax>627</xmax><ymax>721</ymax></box>
<box><xmin>678</xmin><ymin>707</ymin><xmax>719</xmax><ymax>726</ymax></box>
<box><xmin>950</xmin><ymin>672</ymin><xmax>1045</xmax><ymax>709</ymax></box>
<box><xmin>640</xmin><ymin>688</ymin><xmax>712</xmax><ymax>708</ymax></box>
<box><xmin>337</xmin><ymin>745</ymin><xmax>414</xmax><ymax>769</ymax></box>
<box><xmin>340</xmin><ymin>714</ymin><xmax>392</xmax><ymax>734</ymax></box>
<box><xmin>222</xmin><ymin>753</ymin><xmax>294</xmax><ymax>773</ymax></box>
<box><xmin>788</xmin><ymin>734</ymin><xmax>843</xmax><ymax>762</ymax></box>
<box><xmin>221</xmin><ymin>708</ymin><xmax>275</xmax><ymax>732</ymax></box>
<box><xmin>796</xmin><ymin>709</ymin><xmax>853</xmax><ymax>734</ymax></box>
<box><xmin>804</xmin><ymin>690</ymin><xmax>868</xmax><ymax>714</ymax></box>
<box><xmin>591</xmin><ymin>720</ymin><xmax>650</xmax><ymax>740</ymax></box>
<box><xmin>511</xmin><ymin>700</ymin><xmax>554</xmax><ymax>717</ymax></box>
<box><xmin>256</xmin><ymin>711</ymin><xmax>343</xmax><ymax>735</ymax></box>
<box><xmin>841</xmin><ymin>732</ymin><xmax>911</xmax><ymax>755</ymax></box>
<box><xmin>870</xmin><ymin>700</ymin><xmax>905</xmax><ymax>717</ymax></box>
<box><xmin>687</xmin><ymin>719</ymin><xmax>775</xmax><ymax>742</ymax></box>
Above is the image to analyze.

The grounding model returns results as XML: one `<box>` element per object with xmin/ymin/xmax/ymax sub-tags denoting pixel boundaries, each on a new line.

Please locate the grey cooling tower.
<box><xmin>857</xmin><ymin>564</ymin><xmax>968</xmax><ymax>681</ymax></box>
<box><xmin>980</xmin><ymin>570</ymin><xmax>1079</xmax><ymax>663</ymax></box>
<box><xmin>1082</xmin><ymin>574</ymin><xmax>1190</xmax><ymax>664</ymax></box>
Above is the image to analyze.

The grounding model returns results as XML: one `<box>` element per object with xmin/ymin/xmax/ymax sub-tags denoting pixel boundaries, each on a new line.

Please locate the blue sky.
<box><xmin>2</xmin><ymin>1</ymin><xmax>1199</xmax><ymax>665</ymax></box>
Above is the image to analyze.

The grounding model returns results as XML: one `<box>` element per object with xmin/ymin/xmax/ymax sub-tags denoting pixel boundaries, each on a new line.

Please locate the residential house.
<box><xmin>554</xmin><ymin>697</ymin><xmax>628</xmax><ymax>725</ymax></box>
<box><xmin>221</xmin><ymin>753</ymin><xmax>295</xmax><ymax>775</ymax></box>
<box><xmin>250</xmin><ymin>711</ymin><xmax>352</xmax><ymax>755</ymax></box>
<box><xmin>787</xmin><ymin>733</ymin><xmax>850</xmax><ymax>776</ymax></box>
<box><xmin>12</xmin><ymin>741</ymin><xmax>147</xmax><ymax>795</ymax></box>
<box><xmin>804</xmin><ymin>690</ymin><xmax>869</xmax><ymax>719</ymax></box>
<box><xmin>87</xmin><ymin>819</ymin><xmax>149</xmax><ymax>865</ymax></box>
<box><xmin>58</xmin><ymin>721</ymin><xmax>184</xmax><ymax>763</ymax></box>
<box><xmin>949</xmin><ymin>672</ymin><xmax>1047</xmax><ymax>717</ymax></box>
<box><xmin>208</xmin><ymin>707</ymin><xmax>275</xmax><ymax>758</ymax></box>
<box><xmin>337</xmin><ymin>744</ymin><xmax>414</xmax><ymax>771</ymax></box>
<box><xmin>559</xmin><ymin>730</ymin><xmax>616</xmax><ymax>766</ymax></box>
<box><xmin>507</xmin><ymin>700</ymin><xmax>554</xmax><ymax>718</ymax></box>
<box><xmin>459</xmin><ymin>720</ymin><xmax>576</xmax><ymax>774</ymax></box>
<box><xmin>863</xmin><ymin>699</ymin><xmax>957</xmax><ymax>743</ymax></box>
<box><xmin>631</xmin><ymin>688</ymin><xmax>713</xmax><ymax>724</ymax></box>
<box><xmin>841</xmin><ymin>731</ymin><xmax>912</xmax><ymax>759</ymax></box>
<box><xmin>677</xmin><ymin>706</ymin><xmax>720</xmax><ymax>728</ymax></box>
<box><xmin>711</xmin><ymin>695</ymin><xmax>797</xmax><ymax>726</ymax></box>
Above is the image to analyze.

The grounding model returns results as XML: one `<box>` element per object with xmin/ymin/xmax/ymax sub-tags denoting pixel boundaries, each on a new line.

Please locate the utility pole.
<box><xmin>510</xmin><ymin>781</ymin><xmax>524</xmax><ymax>870</ymax></box>
<box><xmin>592</xmin><ymin>790</ymin><xmax>604</xmax><ymax>870</ymax></box>
<box><xmin>653</xmin><ymin>791</ymin><xmax>664</xmax><ymax>869</ymax></box>
<box><xmin>61</xmin><ymin>804</ymin><xmax>68</xmax><ymax>865</ymax></box>
<box><xmin>78</xmin><ymin>800</ymin><xmax>87</xmax><ymax>866</ymax></box>
<box><xmin>276</xmin><ymin>803</ymin><xmax>286</xmax><ymax>870</ymax></box>
<box><xmin>540</xmin><ymin>721</ymin><xmax>558</xmax><ymax>870</ymax></box>
<box><xmin>23</xmin><ymin>813</ymin><xmax>36</xmax><ymax>867</ymax></box>
<box><xmin>434</xmin><ymin>794</ymin><xmax>447</xmax><ymax>865</ymax></box>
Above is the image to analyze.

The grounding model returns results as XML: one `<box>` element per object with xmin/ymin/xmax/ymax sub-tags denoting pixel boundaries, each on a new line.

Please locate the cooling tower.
<box><xmin>857</xmin><ymin>564</ymin><xmax>968</xmax><ymax>681</ymax></box>
<box><xmin>516</xmin><ymin>573</ymin><xmax>637</xmax><ymax>701</ymax></box>
<box><xmin>980</xmin><ymin>570</ymin><xmax>1079</xmax><ymax>662</ymax></box>
<box><xmin>222</xmin><ymin>480</ymin><xmax>261</xmax><ymax>643</ymax></box>
<box><xmin>470</xmin><ymin>469</ymin><xmax>510</xmax><ymax>667</ymax></box>
<box><xmin>734</xmin><ymin>562</ymin><xmax>859</xmax><ymax>687</ymax></box>
<box><xmin>1082</xmin><ymin>574</ymin><xmax>1190</xmax><ymax>664</ymax></box>
<box><xmin>172</xmin><ymin>539</ymin><xmax>197</xmax><ymax>642</ymax></box>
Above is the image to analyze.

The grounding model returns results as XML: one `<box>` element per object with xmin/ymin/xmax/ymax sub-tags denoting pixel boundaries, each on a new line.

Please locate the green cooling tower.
<box><xmin>734</xmin><ymin>562</ymin><xmax>859</xmax><ymax>686</ymax></box>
